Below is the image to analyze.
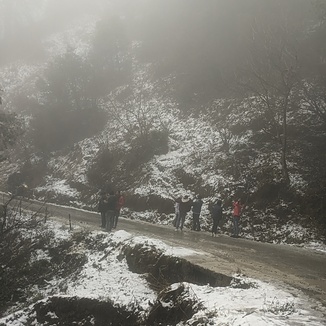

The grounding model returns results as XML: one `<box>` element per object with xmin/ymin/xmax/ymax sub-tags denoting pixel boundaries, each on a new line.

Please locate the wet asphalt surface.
<box><xmin>2</xmin><ymin>193</ymin><xmax>326</xmax><ymax>308</ymax></box>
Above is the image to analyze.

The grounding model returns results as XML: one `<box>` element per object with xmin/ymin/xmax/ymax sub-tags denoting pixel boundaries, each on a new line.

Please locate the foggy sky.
<box><xmin>0</xmin><ymin>0</ymin><xmax>313</xmax><ymax>52</ymax></box>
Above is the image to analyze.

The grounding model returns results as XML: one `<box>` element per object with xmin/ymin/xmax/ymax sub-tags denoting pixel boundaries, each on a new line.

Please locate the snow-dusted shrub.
<box><xmin>0</xmin><ymin>112</ymin><xmax>24</xmax><ymax>152</ymax></box>
<box><xmin>124</xmin><ymin>129</ymin><xmax>169</xmax><ymax>170</ymax></box>
<box><xmin>0</xmin><ymin>202</ymin><xmax>51</xmax><ymax>315</ymax></box>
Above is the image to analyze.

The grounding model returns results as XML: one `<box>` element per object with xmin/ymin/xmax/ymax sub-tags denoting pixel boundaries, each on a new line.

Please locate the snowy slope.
<box><xmin>0</xmin><ymin>216</ymin><xmax>325</xmax><ymax>326</ymax></box>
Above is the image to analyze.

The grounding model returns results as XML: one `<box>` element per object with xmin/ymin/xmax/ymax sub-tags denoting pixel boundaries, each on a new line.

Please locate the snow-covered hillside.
<box><xmin>0</xmin><ymin>213</ymin><xmax>325</xmax><ymax>326</ymax></box>
<box><xmin>0</xmin><ymin>2</ymin><xmax>325</xmax><ymax>248</ymax></box>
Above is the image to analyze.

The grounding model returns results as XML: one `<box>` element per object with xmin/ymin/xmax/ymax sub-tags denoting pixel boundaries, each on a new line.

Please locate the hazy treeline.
<box><xmin>1</xmin><ymin>0</ymin><xmax>325</xmax><ymax>102</ymax></box>
<box><xmin>1</xmin><ymin>0</ymin><xmax>325</xmax><ymax>153</ymax></box>
<box><xmin>0</xmin><ymin>1</ymin><xmax>324</xmax><ymax>102</ymax></box>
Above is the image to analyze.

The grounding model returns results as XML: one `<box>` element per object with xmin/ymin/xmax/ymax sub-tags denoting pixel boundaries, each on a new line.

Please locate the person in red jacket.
<box><xmin>113</xmin><ymin>190</ymin><xmax>125</xmax><ymax>229</ymax></box>
<box><xmin>232</xmin><ymin>198</ymin><xmax>244</xmax><ymax>238</ymax></box>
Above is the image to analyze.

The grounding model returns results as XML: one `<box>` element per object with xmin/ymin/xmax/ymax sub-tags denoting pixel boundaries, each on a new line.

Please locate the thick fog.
<box><xmin>0</xmin><ymin>0</ymin><xmax>324</xmax><ymax>113</ymax></box>
<box><xmin>0</xmin><ymin>0</ymin><xmax>315</xmax><ymax>66</ymax></box>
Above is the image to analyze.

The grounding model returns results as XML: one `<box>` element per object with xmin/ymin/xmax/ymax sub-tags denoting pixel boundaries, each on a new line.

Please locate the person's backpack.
<box><xmin>184</xmin><ymin>200</ymin><xmax>192</xmax><ymax>212</ymax></box>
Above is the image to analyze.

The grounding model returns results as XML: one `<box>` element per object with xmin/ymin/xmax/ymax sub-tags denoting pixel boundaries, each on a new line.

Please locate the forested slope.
<box><xmin>0</xmin><ymin>0</ymin><xmax>325</xmax><ymax>241</ymax></box>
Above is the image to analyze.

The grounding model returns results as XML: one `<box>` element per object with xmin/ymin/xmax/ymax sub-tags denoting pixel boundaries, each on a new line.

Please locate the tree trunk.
<box><xmin>280</xmin><ymin>97</ymin><xmax>290</xmax><ymax>185</ymax></box>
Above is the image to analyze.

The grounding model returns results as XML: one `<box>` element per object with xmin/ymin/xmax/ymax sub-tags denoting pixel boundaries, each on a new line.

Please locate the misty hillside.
<box><xmin>0</xmin><ymin>0</ymin><xmax>326</xmax><ymax>243</ymax></box>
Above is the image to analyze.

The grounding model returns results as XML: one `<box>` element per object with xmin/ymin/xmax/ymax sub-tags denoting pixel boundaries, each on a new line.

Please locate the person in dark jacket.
<box><xmin>105</xmin><ymin>191</ymin><xmax>118</xmax><ymax>232</ymax></box>
<box><xmin>173</xmin><ymin>197</ymin><xmax>181</xmax><ymax>229</ymax></box>
<box><xmin>176</xmin><ymin>195</ymin><xmax>192</xmax><ymax>231</ymax></box>
<box><xmin>211</xmin><ymin>199</ymin><xmax>222</xmax><ymax>237</ymax></box>
<box><xmin>192</xmin><ymin>195</ymin><xmax>203</xmax><ymax>231</ymax></box>
<box><xmin>98</xmin><ymin>192</ymin><xmax>107</xmax><ymax>228</ymax></box>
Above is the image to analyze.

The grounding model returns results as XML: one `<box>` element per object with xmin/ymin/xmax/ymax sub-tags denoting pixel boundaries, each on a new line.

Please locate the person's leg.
<box><xmin>236</xmin><ymin>217</ymin><xmax>240</xmax><ymax>236</ymax></box>
<box><xmin>192</xmin><ymin>213</ymin><xmax>196</xmax><ymax>230</ymax></box>
<box><xmin>105</xmin><ymin>212</ymin><xmax>110</xmax><ymax>231</ymax></box>
<box><xmin>114</xmin><ymin>210</ymin><xmax>119</xmax><ymax>228</ymax></box>
<box><xmin>180</xmin><ymin>212</ymin><xmax>186</xmax><ymax>230</ymax></box>
<box><xmin>216</xmin><ymin>218</ymin><xmax>221</xmax><ymax>233</ymax></box>
<box><xmin>194</xmin><ymin>213</ymin><xmax>200</xmax><ymax>231</ymax></box>
<box><xmin>175</xmin><ymin>212</ymin><xmax>181</xmax><ymax>229</ymax></box>
<box><xmin>212</xmin><ymin>218</ymin><xmax>217</xmax><ymax>235</ymax></box>
<box><xmin>112</xmin><ymin>212</ymin><xmax>116</xmax><ymax>229</ymax></box>
<box><xmin>172</xmin><ymin>215</ymin><xmax>176</xmax><ymax>227</ymax></box>
<box><xmin>234</xmin><ymin>216</ymin><xmax>239</xmax><ymax>237</ymax></box>
<box><xmin>109</xmin><ymin>211</ymin><xmax>115</xmax><ymax>231</ymax></box>
<box><xmin>196</xmin><ymin>214</ymin><xmax>201</xmax><ymax>231</ymax></box>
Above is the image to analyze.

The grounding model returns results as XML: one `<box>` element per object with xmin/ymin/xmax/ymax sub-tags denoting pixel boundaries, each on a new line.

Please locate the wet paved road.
<box><xmin>2</xmin><ymin>193</ymin><xmax>326</xmax><ymax>307</ymax></box>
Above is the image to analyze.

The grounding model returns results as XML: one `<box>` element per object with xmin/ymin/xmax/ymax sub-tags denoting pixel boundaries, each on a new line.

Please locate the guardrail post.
<box><xmin>44</xmin><ymin>206</ymin><xmax>48</xmax><ymax>223</ymax></box>
<box><xmin>69</xmin><ymin>214</ymin><xmax>72</xmax><ymax>231</ymax></box>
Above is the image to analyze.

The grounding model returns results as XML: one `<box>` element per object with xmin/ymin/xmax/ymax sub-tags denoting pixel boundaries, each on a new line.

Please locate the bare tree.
<box><xmin>300</xmin><ymin>1</ymin><xmax>326</xmax><ymax>125</ymax></box>
<box><xmin>302</xmin><ymin>81</ymin><xmax>326</xmax><ymax>124</ymax></box>
<box><xmin>238</xmin><ymin>21</ymin><xmax>300</xmax><ymax>184</ymax></box>
<box><xmin>105</xmin><ymin>68</ymin><xmax>173</xmax><ymax>143</ymax></box>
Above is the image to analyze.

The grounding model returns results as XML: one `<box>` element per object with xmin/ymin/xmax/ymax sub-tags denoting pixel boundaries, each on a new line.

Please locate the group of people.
<box><xmin>98</xmin><ymin>189</ymin><xmax>244</xmax><ymax>237</ymax></box>
<box><xmin>174</xmin><ymin>195</ymin><xmax>244</xmax><ymax>238</ymax></box>
<box><xmin>98</xmin><ymin>190</ymin><xmax>125</xmax><ymax>232</ymax></box>
<box><xmin>211</xmin><ymin>198</ymin><xmax>244</xmax><ymax>238</ymax></box>
<box><xmin>173</xmin><ymin>195</ymin><xmax>203</xmax><ymax>231</ymax></box>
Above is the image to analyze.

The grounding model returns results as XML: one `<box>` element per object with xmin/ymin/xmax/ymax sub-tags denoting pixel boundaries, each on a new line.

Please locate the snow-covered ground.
<box><xmin>0</xmin><ymin>217</ymin><xmax>325</xmax><ymax>326</ymax></box>
<box><xmin>1</xmin><ymin>9</ymin><xmax>326</xmax><ymax>324</ymax></box>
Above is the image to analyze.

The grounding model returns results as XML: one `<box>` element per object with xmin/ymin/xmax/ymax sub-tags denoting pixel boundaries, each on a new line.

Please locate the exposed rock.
<box><xmin>146</xmin><ymin>283</ymin><xmax>204</xmax><ymax>326</ymax></box>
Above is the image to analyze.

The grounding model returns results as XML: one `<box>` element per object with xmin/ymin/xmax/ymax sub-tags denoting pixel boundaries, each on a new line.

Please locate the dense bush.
<box><xmin>87</xmin><ymin>129</ymin><xmax>169</xmax><ymax>193</ymax></box>
<box><xmin>87</xmin><ymin>147</ymin><xmax>122</xmax><ymax>191</ymax></box>
<box><xmin>7</xmin><ymin>159</ymin><xmax>48</xmax><ymax>194</ymax></box>
<box><xmin>124</xmin><ymin>129</ymin><xmax>169</xmax><ymax>169</ymax></box>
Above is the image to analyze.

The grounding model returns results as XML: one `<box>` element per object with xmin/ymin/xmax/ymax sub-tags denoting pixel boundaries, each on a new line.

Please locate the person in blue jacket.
<box><xmin>105</xmin><ymin>190</ymin><xmax>118</xmax><ymax>232</ymax></box>
<box><xmin>176</xmin><ymin>195</ymin><xmax>192</xmax><ymax>231</ymax></box>
<box><xmin>211</xmin><ymin>199</ymin><xmax>222</xmax><ymax>237</ymax></box>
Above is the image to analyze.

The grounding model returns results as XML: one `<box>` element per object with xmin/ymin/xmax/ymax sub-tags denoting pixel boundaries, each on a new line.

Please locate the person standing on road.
<box><xmin>176</xmin><ymin>195</ymin><xmax>192</xmax><ymax>231</ymax></box>
<box><xmin>113</xmin><ymin>190</ymin><xmax>125</xmax><ymax>229</ymax></box>
<box><xmin>105</xmin><ymin>190</ymin><xmax>118</xmax><ymax>232</ymax></box>
<box><xmin>98</xmin><ymin>191</ymin><xmax>107</xmax><ymax>228</ymax></box>
<box><xmin>173</xmin><ymin>197</ymin><xmax>181</xmax><ymax>229</ymax></box>
<box><xmin>211</xmin><ymin>199</ymin><xmax>222</xmax><ymax>237</ymax></box>
<box><xmin>232</xmin><ymin>198</ymin><xmax>243</xmax><ymax>238</ymax></box>
<box><xmin>192</xmin><ymin>195</ymin><xmax>203</xmax><ymax>231</ymax></box>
